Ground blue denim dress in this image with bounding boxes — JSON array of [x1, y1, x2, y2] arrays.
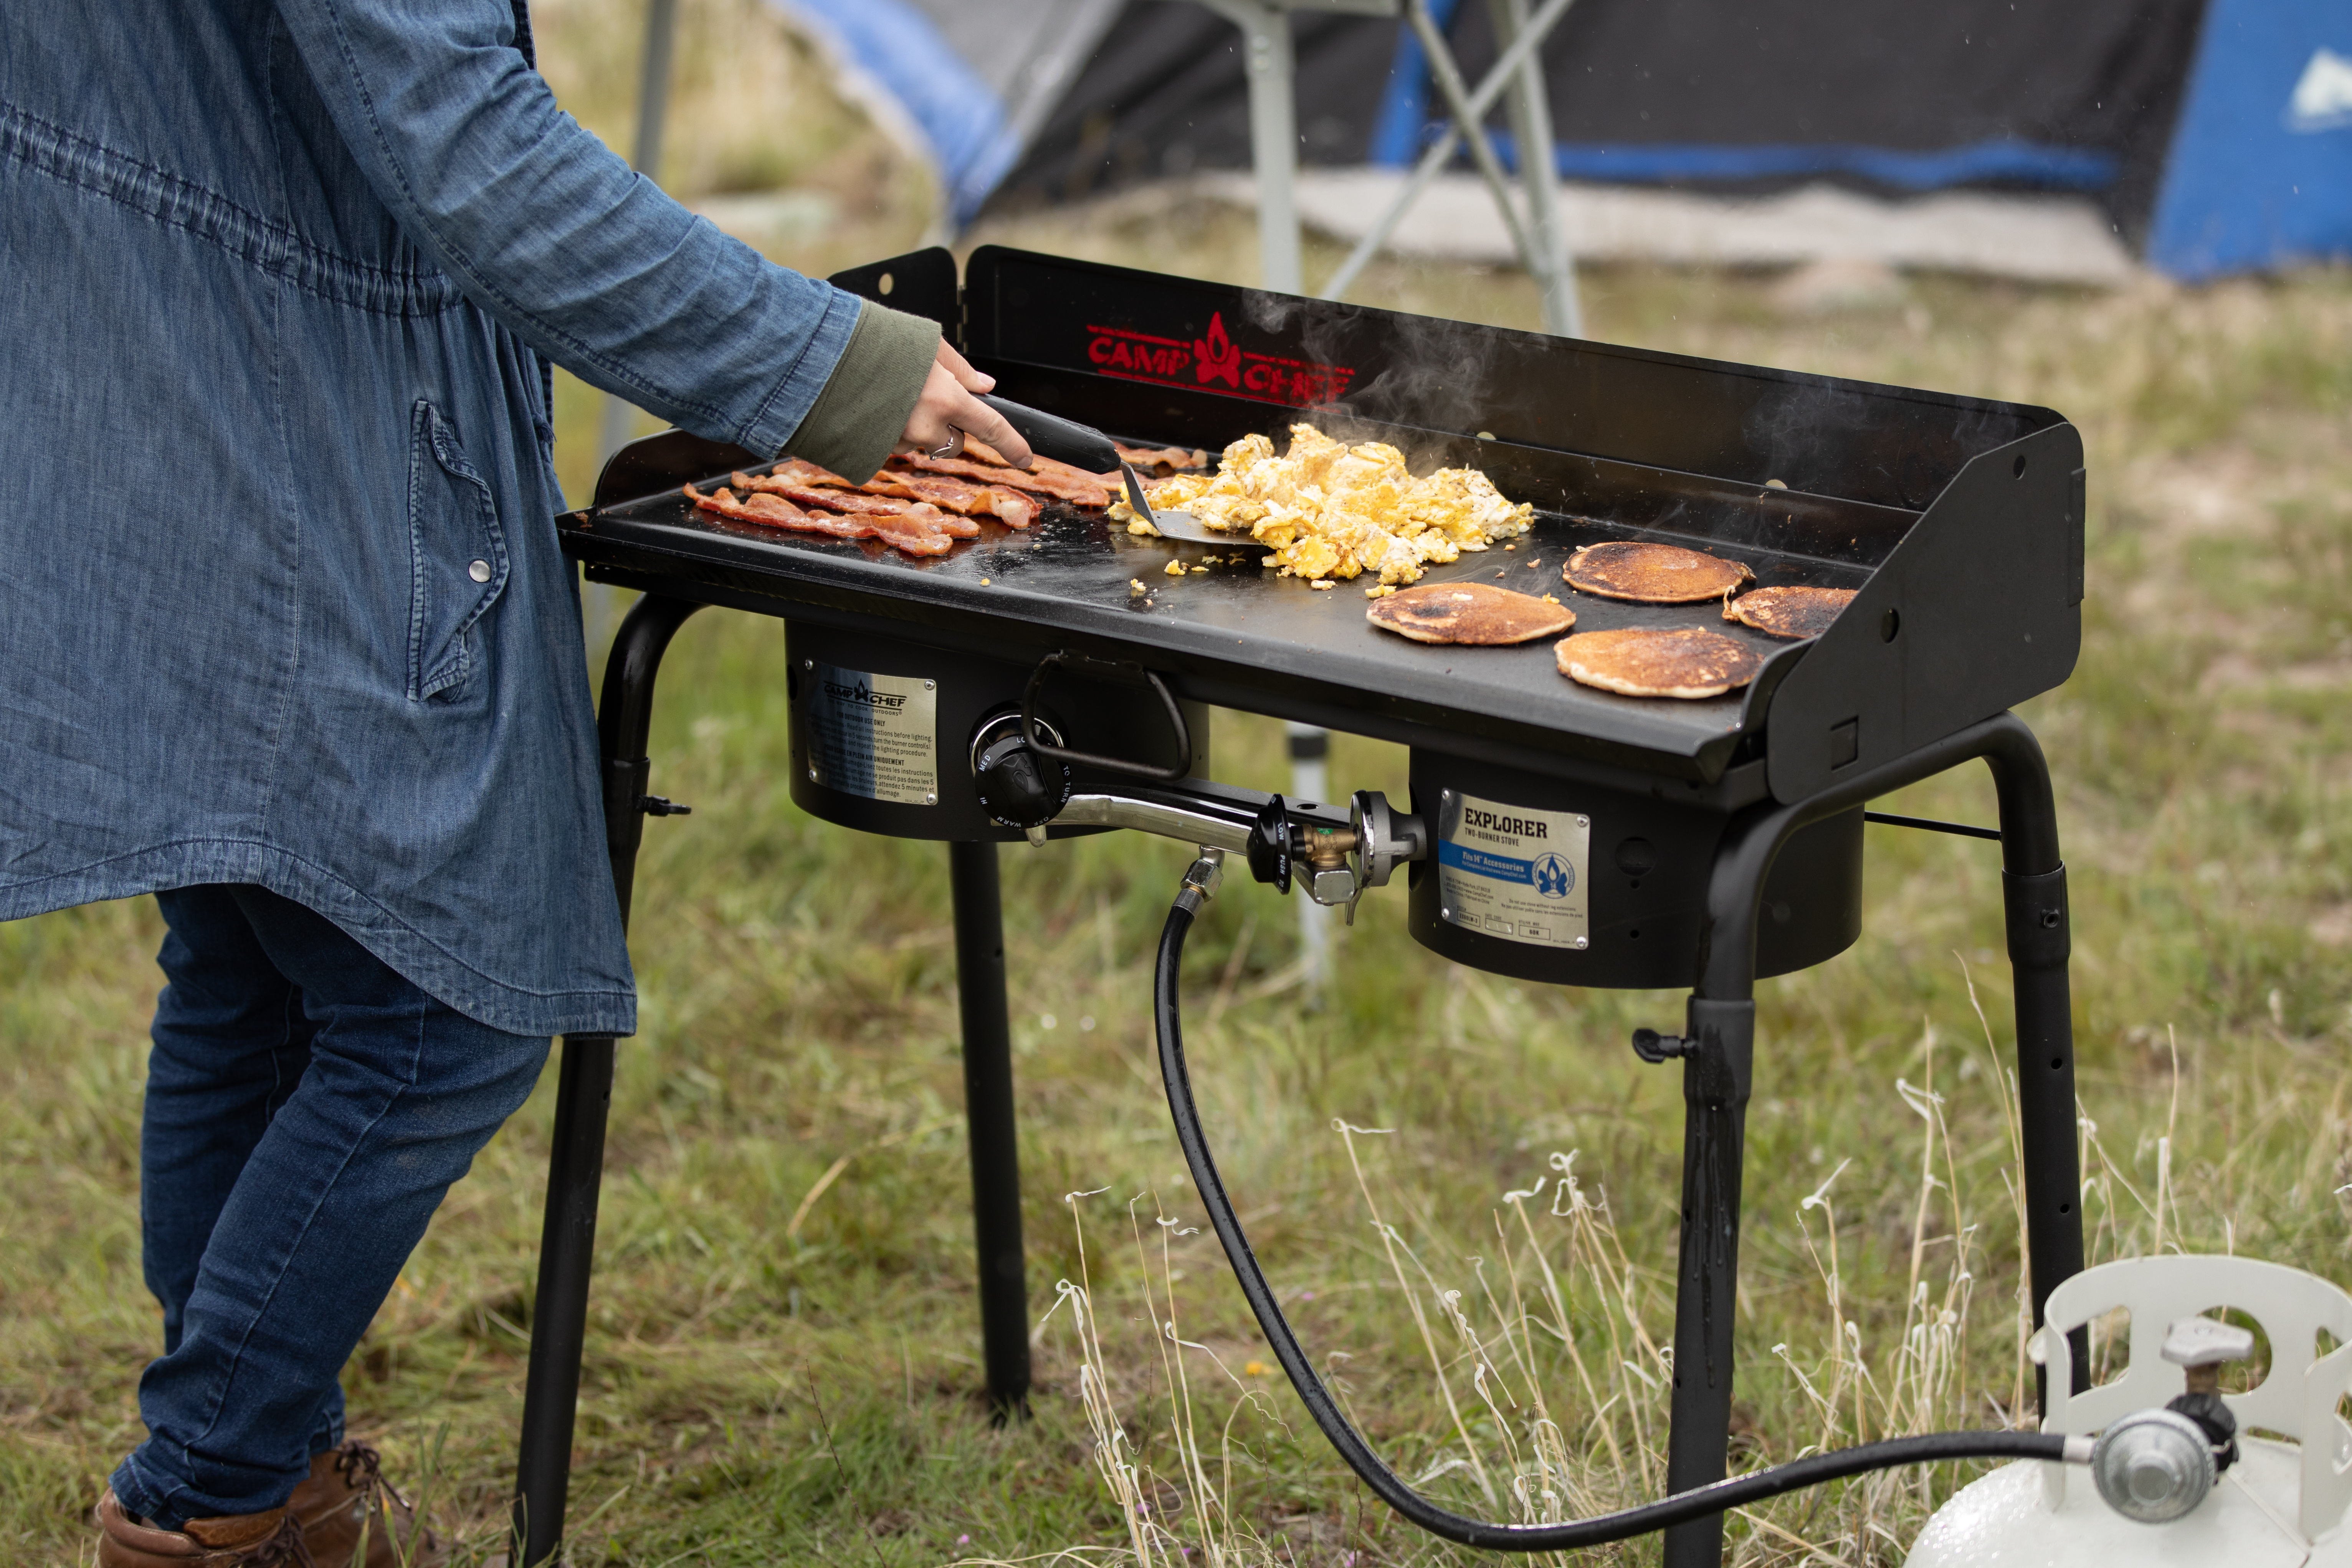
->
[[0, 1, 863, 1037]]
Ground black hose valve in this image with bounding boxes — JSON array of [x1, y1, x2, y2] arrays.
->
[[1246, 794, 1297, 892]]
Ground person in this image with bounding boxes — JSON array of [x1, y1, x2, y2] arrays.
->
[[0, 2, 1030, 1563]]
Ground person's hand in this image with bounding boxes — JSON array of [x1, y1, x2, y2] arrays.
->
[[896, 341, 1033, 468]]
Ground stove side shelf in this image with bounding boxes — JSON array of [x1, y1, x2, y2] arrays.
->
[[1762, 422, 2086, 805]]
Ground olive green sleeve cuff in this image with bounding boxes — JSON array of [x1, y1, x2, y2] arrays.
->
[[779, 299, 941, 483]]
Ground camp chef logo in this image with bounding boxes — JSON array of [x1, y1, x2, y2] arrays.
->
[[1084, 310, 1356, 407], [823, 681, 906, 710]]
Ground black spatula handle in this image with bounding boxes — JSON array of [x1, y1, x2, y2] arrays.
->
[[977, 395, 1118, 472]]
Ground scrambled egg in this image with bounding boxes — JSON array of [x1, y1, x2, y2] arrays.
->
[[1110, 424, 1534, 585]]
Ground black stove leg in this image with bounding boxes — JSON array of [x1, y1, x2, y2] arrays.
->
[[1654, 713, 2087, 1567], [1661, 997, 1755, 1568], [949, 839, 1032, 1418], [1984, 726, 2088, 1410], [512, 593, 703, 1566]]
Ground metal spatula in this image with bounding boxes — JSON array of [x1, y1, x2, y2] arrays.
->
[[976, 396, 1272, 555]]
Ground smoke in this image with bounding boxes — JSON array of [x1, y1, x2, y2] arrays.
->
[[1236, 287, 1516, 475], [1740, 377, 2040, 510]]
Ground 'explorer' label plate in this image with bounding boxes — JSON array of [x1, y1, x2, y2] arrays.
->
[[1436, 791, 1589, 949], [805, 663, 937, 805]]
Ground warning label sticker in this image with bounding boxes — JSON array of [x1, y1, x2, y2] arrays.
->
[[1436, 792, 1590, 949], [804, 663, 937, 805]]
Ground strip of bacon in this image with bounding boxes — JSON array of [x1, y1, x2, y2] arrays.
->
[[685, 482, 881, 541], [738, 462, 1026, 531], [769, 483, 965, 551], [891, 451, 1108, 508], [867, 515, 955, 555], [961, 439, 1109, 492], [974, 486, 1038, 529], [1114, 441, 1206, 474], [866, 472, 1036, 530], [762, 459, 856, 490], [770, 483, 958, 529]]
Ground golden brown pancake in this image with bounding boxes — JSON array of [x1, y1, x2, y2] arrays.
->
[[1555, 628, 1765, 699], [1722, 585, 1856, 639], [1367, 581, 1576, 644], [1563, 541, 1754, 603]]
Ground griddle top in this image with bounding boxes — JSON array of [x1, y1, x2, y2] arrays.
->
[[564, 244, 2083, 801], [567, 470, 1859, 782]]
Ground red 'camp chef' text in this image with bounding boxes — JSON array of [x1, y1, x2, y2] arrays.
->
[[1084, 311, 1355, 408]]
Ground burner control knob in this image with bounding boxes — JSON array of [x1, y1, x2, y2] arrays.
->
[[971, 713, 1072, 830]]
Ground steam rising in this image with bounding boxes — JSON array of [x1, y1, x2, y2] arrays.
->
[[1235, 288, 1516, 476]]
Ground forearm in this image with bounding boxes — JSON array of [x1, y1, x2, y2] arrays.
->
[[273, 0, 858, 455]]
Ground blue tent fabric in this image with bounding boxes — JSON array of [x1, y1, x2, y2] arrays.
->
[[786, 0, 2345, 279], [2147, 0, 2352, 278], [774, 0, 1020, 223], [1369, 0, 1458, 168], [1471, 131, 2117, 193]]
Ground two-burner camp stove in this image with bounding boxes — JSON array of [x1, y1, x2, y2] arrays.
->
[[517, 245, 2091, 1565]]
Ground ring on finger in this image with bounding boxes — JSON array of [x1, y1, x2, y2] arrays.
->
[[928, 428, 963, 459]]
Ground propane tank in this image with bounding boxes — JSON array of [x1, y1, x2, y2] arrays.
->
[[1906, 1255, 2352, 1566]]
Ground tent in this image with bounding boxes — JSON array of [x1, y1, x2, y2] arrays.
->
[[780, 0, 2350, 281]]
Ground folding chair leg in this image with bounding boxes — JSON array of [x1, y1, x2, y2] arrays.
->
[[1322, 0, 1578, 306], [1488, 0, 1583, 335], [1203, 0, 1304, 293], [1405, 0, 1543, 271]]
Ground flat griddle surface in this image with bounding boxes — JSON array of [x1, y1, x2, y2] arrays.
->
[[568, 476, 1869, 775]]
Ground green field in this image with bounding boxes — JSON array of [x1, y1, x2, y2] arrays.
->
[[5, 7, 2350, 1563]]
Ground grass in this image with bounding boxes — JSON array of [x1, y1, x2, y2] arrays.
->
[[6, 6, 2352, 1562]]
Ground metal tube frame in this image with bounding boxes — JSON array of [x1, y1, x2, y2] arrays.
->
[[511, 598, 1039, 1561], [1658, 710, 2085, 1568], [950, 841, 1034, 1417], [518, 591, 2078, 1566], [513, 593, 702, 1566]]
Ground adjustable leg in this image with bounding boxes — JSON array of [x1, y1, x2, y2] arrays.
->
[[512, 593, 703, 1565], [512, 1038, 616, 1565], [1661, 999, 1755, 1568], [949, 840, 1031, 1416], [1985, 734, 2088, 1409], [1643, 710, 2079, 1568]]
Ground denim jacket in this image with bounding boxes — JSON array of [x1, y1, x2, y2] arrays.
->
[[0, 1, 871, 1036]]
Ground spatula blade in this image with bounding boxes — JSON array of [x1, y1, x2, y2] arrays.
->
[[1141, 511, 1273, 552], [1119, 461, 1272, 554]]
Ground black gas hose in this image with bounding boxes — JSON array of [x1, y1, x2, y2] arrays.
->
[[1152, 895, 2076, 1551]]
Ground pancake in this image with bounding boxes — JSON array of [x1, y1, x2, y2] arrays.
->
[[1723, 584, 1856, 639], [1563, 541, 1753, 603], [1555, 628, 1765, 699], [1367, 581, 1576, 644]]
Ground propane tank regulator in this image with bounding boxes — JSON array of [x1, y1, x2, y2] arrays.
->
[[2084, 1316, 2250, 1524]]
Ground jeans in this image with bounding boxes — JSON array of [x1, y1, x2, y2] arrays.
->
[[111, 884, 550, 1528]]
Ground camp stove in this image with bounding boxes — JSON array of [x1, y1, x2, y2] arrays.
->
[[502, 244, 2331, 1566]]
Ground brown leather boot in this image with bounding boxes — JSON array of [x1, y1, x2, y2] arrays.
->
[[94, 1492, 316, 1566], [285, 1442, 444, 1568]]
